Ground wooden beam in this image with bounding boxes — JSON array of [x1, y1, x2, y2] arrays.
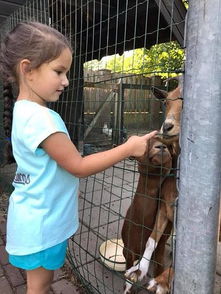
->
[[0, 0, 24, 7], [154, 0, 187, 46], [84, 81, 119, 91]]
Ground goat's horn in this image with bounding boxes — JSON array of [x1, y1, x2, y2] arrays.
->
[[163, 75, 183, 87], [163, 76, 179, 83]]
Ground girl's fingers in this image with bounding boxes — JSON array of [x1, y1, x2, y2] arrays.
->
[[143, 130, 158, 140]]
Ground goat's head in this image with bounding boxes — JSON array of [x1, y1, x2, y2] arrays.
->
[[136, 137, 172, 176], [151, 77, 183, 146]]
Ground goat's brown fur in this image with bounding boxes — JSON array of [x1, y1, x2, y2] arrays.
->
[[145, 84, 182, 294], [149, 81, 221, 293], [121, 138, 172, 293], [148, 267, 174, 294], [123, 79, 220, 294]]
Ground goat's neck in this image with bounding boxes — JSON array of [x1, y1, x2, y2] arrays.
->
[[137, 165, 167, 196], [168, 142, 180, 170]]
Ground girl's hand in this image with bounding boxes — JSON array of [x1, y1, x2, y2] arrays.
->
[[125, 130, 158, 158], [42, 130, 158, 178]]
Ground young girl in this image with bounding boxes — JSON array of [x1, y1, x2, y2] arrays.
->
[[0, 21, 157, 294]]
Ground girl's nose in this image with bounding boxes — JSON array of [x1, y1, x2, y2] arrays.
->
[[62, 75, 69, 87]]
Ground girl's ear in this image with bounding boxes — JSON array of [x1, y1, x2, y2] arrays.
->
[[19, 59, 32, 80]]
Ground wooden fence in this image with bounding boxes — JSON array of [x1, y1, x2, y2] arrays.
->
[[83, 69, 165, 147]]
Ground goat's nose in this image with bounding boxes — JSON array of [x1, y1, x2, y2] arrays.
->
[[163, 122, 174, 133]]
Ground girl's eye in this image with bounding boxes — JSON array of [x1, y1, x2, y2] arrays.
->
[[55, 70, 62, 75]]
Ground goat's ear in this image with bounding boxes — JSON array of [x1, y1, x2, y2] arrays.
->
[[151, 86, 168, 100]]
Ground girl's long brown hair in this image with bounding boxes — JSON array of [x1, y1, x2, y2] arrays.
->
[[0, 22, 72, 165]]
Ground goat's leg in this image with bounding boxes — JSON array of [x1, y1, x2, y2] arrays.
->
[[123, 245, 142, 293], [152, 221, 173, 276], [123, 247, 136, 269], [123, 280, 134, 294], [124, 207, 168, 284], [147, 266, 174, 294]]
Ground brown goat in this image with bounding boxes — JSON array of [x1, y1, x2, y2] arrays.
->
[[122, 138, 172, 294], [148, 80, 221, 293], [145, 81, 182, 294], [124, 80, 182, 294], [124, 77, 220, 294], [147, 78, 220, 293]]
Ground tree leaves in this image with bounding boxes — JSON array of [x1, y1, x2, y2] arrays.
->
[[85, 41, 184, 79]]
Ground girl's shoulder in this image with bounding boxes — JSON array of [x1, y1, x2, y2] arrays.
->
[[12, 100, 68, 145], [14, 100, 59, 121]]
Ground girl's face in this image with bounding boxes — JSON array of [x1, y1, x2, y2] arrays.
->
[[22, 48, 72, 106]]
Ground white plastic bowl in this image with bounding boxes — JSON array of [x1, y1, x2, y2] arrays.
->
[[99, 238, 126, 272]]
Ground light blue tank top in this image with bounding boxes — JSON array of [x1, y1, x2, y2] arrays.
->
[[6, 100, 79, 255]]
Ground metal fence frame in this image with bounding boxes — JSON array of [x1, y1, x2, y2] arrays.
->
[[174, 1, 221, 293]]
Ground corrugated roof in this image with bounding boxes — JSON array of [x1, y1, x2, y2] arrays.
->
[[0, 0, 187, 60], [0, 0, 26, 26]]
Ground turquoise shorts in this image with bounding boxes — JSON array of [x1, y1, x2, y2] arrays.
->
[[9, 240, 68, 271]]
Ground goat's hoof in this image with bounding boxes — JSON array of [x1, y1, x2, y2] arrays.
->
[[123, 281, 134, 294], [123, 288, 131, 294], [147, 278, 169, 294], [125, 269, 141, 283], [129, 271, 139, 283], [147, 279, 157, 292]]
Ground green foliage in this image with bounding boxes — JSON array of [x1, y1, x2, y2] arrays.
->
[[182, 0, 189, 9], [85, 41, 184, 79]]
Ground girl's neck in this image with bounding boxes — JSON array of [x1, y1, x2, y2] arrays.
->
[[17, 86, 47, 107]]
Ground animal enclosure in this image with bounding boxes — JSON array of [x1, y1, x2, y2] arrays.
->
[[0, 1, 221, 294]]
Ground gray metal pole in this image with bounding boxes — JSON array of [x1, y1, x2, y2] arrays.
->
[[173, 1, 221, 294]]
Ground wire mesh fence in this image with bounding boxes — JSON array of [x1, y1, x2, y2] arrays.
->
[[1, 1, 219, 294]]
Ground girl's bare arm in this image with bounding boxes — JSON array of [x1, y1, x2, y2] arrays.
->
[[41, 131, 157, 178]]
